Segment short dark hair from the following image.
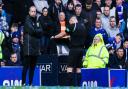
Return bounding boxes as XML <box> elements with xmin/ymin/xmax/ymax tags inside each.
<box><xmin>86</xmin><ymin>0</ymin><xmax>93</xmax><ymax>5</ymax></box>
<box><xmin>95</xmin><ymin>17</ymin><xmax>101</xmax><ymax>22</ymax></box>
<box><xmin>42</xmin><ymin>7</ymin><xmax>48</xmax><ymax>12</ymax></box>
<box><xmin>96</xmin><ymin>9</ymin><xmax>101</xmax><ymax>13</ymax></box>
<box><xmin>104</xmin><ymin>6</ymin><xmax>110</xmax><ymax>10</ymax></box>
<box><xmin>109</xmin><ymin>16</ymin><xmax>115</xmax><ymax>21</ymax></box>
<box><xmin>124</xmin><ymin>38</ymin><xmax>128</xmax><ymax>42</ymax></box>
<box><xmin>104</xmin><ymin>6</ymin><xmax>110</xmax><ymax>8</ymax></box>
<box><xmin>74</xmin><ymin>4</ymin><xmax>82</xmax><ymax>9</ymax></box>
<box><xmin>116</xmin><ymin>33</ymin><xmax>122</xmax><ymax>38</ymax></box>
<box><xmin>11</xmin><ymin>23</ymin><xmax>18</xmax><ymax>28</ymax></box>
<box><xmin>67</xmin><ymin>0</ymin><xmax>74</xmax><ymax>6</ymax></box>
<box><xmin>116</xmin><ymin>47</ymin><xmax>124</xmax><ymax>52</ymax></box>
<box><xmin>110</xmin><ymin>16</ymin><xmax>115</xmax><ymax>19</ymax></box>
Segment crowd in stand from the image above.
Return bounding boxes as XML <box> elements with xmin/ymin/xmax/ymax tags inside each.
<box><xmin>0</xmin><ymin>0</ymin><xmax>127</xmax><ymax>70</ymax></box>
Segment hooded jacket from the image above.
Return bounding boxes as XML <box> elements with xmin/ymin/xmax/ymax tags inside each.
<box><xmin>0</xmin><ymin>30</ymin><xmax>4</xmax><ymax>59</ymax></box>
<box><xmin>83</xmin><ymin>34</ymin><xmax>109</xmax><ymax>68</ymax></box>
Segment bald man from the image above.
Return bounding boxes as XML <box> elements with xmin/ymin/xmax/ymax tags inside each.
<box><xmin>22</xmin><ymin>6</ymin><xmax>42</xmax><ymax>86</ymax></box>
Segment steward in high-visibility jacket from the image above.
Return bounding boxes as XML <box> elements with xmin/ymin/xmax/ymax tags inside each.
<box><xmin>0</xmin><ymin>30</ymin><xmax>5</xmax><ymax>60</ymax></box>
<box><xmin>83</xmin><ymin>33</ymin><xmax>109</xmax><ymax>68</ymax></box>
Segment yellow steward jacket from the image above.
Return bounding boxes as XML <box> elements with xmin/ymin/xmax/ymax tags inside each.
<box><xmin>83</xmin><ymin>34</ymin><xmax>109</xmax><ymax>68</ymax></box>
<box><xmin>0</xmin><ymin>31</ymin><xmax>5</xmax><ymax>59</ymax></box>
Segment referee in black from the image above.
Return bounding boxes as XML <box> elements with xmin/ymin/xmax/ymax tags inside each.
<box><xmin>52</xmin><ymin>15</ymin><xmax>87</xmax><ymax>86</ymax></box>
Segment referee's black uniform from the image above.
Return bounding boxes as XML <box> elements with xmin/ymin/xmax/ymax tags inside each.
<box><xmin>66</xmin><ymin>20</ymin><xmax>87</xmax><ymax>86</ymax></box>
<box><xmin>66</xmin><ymin>21</ymin><xmax>87</xmax><ymax>68</ymax></box>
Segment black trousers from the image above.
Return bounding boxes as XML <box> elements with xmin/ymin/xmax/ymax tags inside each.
<box><xmin>22</xmin><ymin>55</ymin><xmax>37</xmax><ymax>85</ymax></box>
<box><xmin>68</xmin><ymin>48</ymin><xmax>83</xmax><ymax>68</ymax></box>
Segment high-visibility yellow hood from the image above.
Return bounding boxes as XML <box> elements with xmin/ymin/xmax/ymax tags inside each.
<box><xmin>92</xmin><ymin>33</ymin><xmax>105</xmax><ymax>47</ymax></box>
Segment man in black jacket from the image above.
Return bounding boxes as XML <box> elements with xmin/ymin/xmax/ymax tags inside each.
<box><xmin>108</xmin><ymin>47</ymin><xmax>126</xmax><ymax>69</ymax></box>
<box><xmin>22</xmin><ymin>6</ymin><xmax>42</xmax><ymax>86</ymax></box>
<box><xmin>123</xmin><ymin>39</ymin><xmax>128</xmax><ymax>68</ymax></box>
<box><xmin>48</xmin><ymin>0</ymin><xmax>65</xmax><ymax>22</ymax></box>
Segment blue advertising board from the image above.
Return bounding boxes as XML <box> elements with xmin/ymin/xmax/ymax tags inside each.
<box><xmin>109</xmin><ymin>69</ymin><xmax>126</xmax><ymax>87</ymax></box>
<box><xmin>81</xmin><ymin>68</ymin><xmax>108</xmax><ymax>87</ymax></box>
<box><xmin>0</xmin><ymin>66</ymin><xmax>40</xmax><ymax>86</ymax></box>
<box><xmin>37</xmin><ymin>54</ymin><xmax>58</xmax><ymax>86</ymax></box>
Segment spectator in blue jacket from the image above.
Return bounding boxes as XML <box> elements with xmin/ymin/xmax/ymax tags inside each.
<box><xmin>89</xmin><ymin>17</ymin><xmax>108</xmax><ymax>44</ymax></box>
<box><xmin>10</xmin><ymin>23</ymin><xmax>21</xmax><ymax>62</ymax></box>
<box><xmin>0</xmin><ymin>3</ymin><xmax>9</xmax><ymax>37</ymax></box>
<box><xmin>108</xmin><ymin>33</ymin><xmax>123</xmax><ymax>50</ymax></box>
<box><xmin>116</xmin><ymin>0</ymin><xmax>128</xmax><ymax>39</ymax></box>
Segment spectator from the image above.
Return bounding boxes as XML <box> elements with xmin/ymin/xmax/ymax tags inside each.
<box><xmin>7</xmin><ymin>53</ymin><xmax>21</xmax><ymax>66</ymax></box>
<box><xmin>107</xmin><ymin>47</ymin><xmax>126</xmax><ymax>69</ymax></box>
<box><xmin>0</xmin><ymin>60</ymin><xmax>6</xmax><ymax>67</ymax></box>
<box><xmin>10</xmin><ymin>23</ymin><xmax>18</xmax><ymax>32</ymax></box>
<box><xmin>48</xmin><ymin>0</ymin><xmax>65</xmax><ymax>22</ymax></box>
<box><xmin>22</xmin><ymin>6</ymin><xmax>42</xmax><ymax>86</ymax></box>
<box><xmin>68</xmin><ymin>0</ymin><xmax>82</xmax><ymax>6</ymax></box>
<box><xmin>100</xmin><ymin>6</ymin><xmax>110</xmax><ymax>34</ymax></box>
<box><xmin>89</xmin><ymin>18</ymin><xmax>108</xmax><ymax>44</ymax></box>
<box><xmin>74</xmin><ymin>4</ymin><xmax>86</xmax><ymax>23</ymax></box>
<box><xmin>38</xmin><ymin>7</ymin><xmax>54</xmax><ymax>54</ymax></box>
<box><xmin>71</xmin><ymin>0</ymin><xmax>81</xmax><ymax>6</ymax></box>
<box><xmin>96</xmin><ymin>10</ymin><xmax>102</xmax><ymax>18</ymax></box>
<box><xmin>2</xmin><ymin>0</ymin><xmax>13</xmax><ymax>25</ymax></box>
<box><xmin>51</xmin><ymin>12</ymin><xmax>69</xmax><ymax>55</ymax></box>
<box><xmin>10</xmin><ymin>23</ymin><xmax>21</xmax><ymax>43</ymax></box>
<box><xmin>0</xmin><ymin>3</ymin><xmax>9</xmax><ymax>38</ymax></box>
<box><xmin>0</xmin><ymin>1</ymin><xmax>7</xmax><ymax>21</ymax></box>
<box><xmin>83</xmin><ymin>33</ymin><xmax>109</xmax><ymax>68</ymax></box>
<box><xmin>82</xmin><ymin>0</ymin><xmax>100</xmax><ymax>10</ymax></box>
<box><xmin>65</xmin><ymin>1</ymin><xmax>74</xmax><ymax>21</ymax></box>
<box><xmin>123</xmin><ymin>39</ymin><xmax>128</xmax><ymax>61</ymax></box>
<box><xmin>107</xmin><ymin>16</ymin><xmax>120</xmax><ymax>39</ymax></box>
<box><xmin>101</xmin><ymin>0</ymin><xmax>116</xmax><ymax>17</ymax></box>
<box><xmin>10</xmin><ymin>23</ymin><xmax>23</xmax><ymax>58</ymax></box>
<box><xmin>116</xmin><ymin>0</ymin><xmax>128</xmax><ymax>38</ymax></box>
<box><xmin>108</xmin><ymin>33</ymin><xmax>123</xmax><ymax>50</ymax></box>
<box><xmin>74</xmin><ymin>4</ymin><xmax>89</xmax><ymax>48</ymax></box>
<box><xmin>11</xmin><ymin>30</ymin><xmax>21</xmax><ymax>61</ymax></box>
<box><xmin>33</xmin><ymin>0</ymin><xmax>49</xmax><ymax>18</ymax></box>
<box><xmin>53</xmin><ymin>12</ymin><xmax>68</xmax><ymax>39</ymax></box>
<box><xmin>95</xmin><ymin>0</ymin><xmax>102</xmax><ymax>7</ymax></box>
<box><xmin>123</xmin><ymin>0</ymin><xmax>128</xmax><ymax>10</ymax></box>
<box><xmin>82</xmin><ymin>0</ymin><xmax>99</xmax><ymax>31</ymax></box>
<box><xmin>123</xmin><ymin>39</ymin><xmax>128</xmax><ymax>68</ymax></box>
<box><xmin>123</xmin><ymin>38</ymin><xmax>128</xmax><ymax>49</ymax></box>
